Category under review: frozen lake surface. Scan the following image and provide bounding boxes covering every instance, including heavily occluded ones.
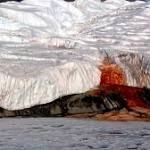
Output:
[0,118,150,150]
[0,0,150,110]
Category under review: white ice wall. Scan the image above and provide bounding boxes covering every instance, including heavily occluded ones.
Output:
[0,0,149,110]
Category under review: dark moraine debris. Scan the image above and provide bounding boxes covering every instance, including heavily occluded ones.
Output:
[0,92,127,117]
[0,86,149,118]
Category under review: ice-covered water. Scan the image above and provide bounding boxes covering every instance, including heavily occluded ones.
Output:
[0,118,150,150]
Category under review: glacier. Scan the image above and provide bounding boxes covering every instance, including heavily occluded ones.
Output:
[0,0,149,110]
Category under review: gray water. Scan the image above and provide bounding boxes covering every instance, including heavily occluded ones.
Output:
[0,118,150,150]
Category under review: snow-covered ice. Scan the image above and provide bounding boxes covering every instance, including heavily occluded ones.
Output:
[0,118,150,150]
[0,0,149,110]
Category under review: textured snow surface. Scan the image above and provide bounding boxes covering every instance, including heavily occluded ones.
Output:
[0,0,150,110]
[0,118,150,150]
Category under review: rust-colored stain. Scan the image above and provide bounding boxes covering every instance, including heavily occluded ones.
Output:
[99,84,150,110]
[100,59,126,85]
[94,58,150,112]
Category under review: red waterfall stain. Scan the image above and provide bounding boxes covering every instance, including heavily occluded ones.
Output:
[100,63,126,85]
[98,58,150,111]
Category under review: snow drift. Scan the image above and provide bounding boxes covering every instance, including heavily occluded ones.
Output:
[0,0,149,110]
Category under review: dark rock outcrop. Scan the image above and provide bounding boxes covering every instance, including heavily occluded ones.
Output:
[0,86,149,119]
[0,91,127,117]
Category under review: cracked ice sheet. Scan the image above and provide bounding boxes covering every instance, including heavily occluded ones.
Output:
[0,0,150,110]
